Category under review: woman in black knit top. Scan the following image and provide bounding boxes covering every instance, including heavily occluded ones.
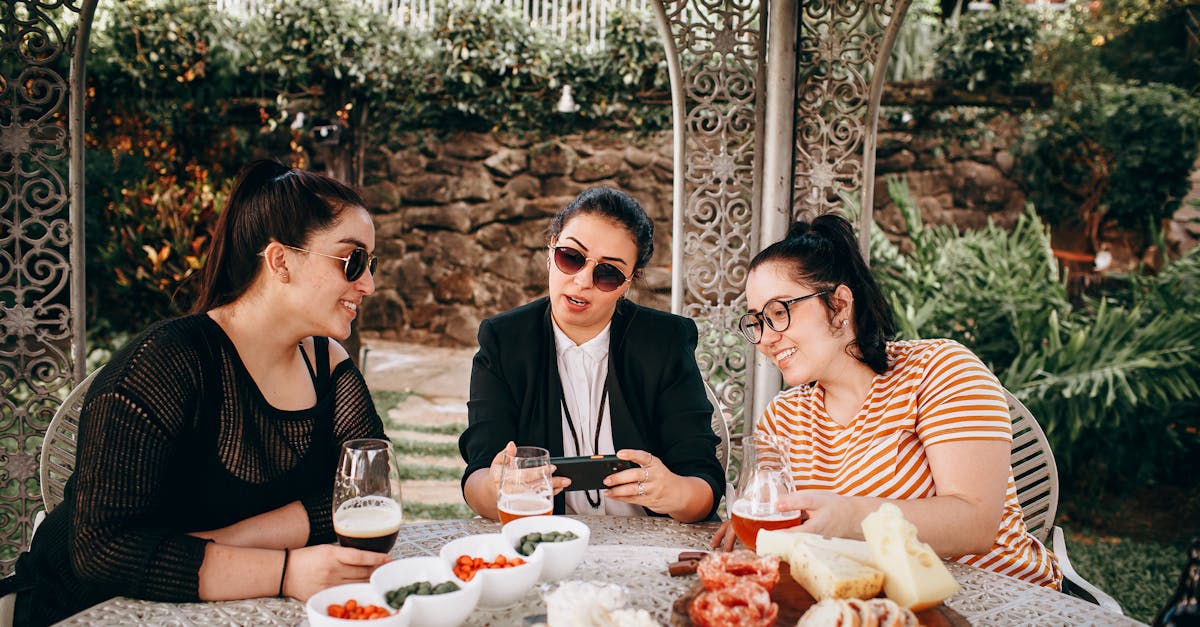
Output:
[1,160,391,625]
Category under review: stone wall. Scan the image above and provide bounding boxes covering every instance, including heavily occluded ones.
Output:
[358,130,678,347]
[358,121,1032,347]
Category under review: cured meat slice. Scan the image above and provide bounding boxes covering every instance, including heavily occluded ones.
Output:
[697,550,782,592]
[689,581,779,627]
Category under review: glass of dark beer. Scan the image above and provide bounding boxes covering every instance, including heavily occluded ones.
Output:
[333,438,403,553]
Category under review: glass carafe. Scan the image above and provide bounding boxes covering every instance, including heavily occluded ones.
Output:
[730,432,802,550]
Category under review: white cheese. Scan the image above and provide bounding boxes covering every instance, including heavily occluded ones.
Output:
[788,541,885,601]
[756,528,876,566]
[860,503,961,610]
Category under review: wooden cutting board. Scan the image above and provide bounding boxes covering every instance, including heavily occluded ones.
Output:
[670,572,969,626]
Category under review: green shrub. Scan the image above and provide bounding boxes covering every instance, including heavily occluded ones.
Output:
[935,3,1039,89]
[872,177,1200,492]
[1019,82,1200,229]
[87,170,229,344]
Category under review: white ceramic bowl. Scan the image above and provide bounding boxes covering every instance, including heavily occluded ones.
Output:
[306,582,409,627]
[369,556,482,627]
[500,515,590,582]
[438,533,544,608]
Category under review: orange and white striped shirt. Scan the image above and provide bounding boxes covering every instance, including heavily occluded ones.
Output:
[757,339,1062,588]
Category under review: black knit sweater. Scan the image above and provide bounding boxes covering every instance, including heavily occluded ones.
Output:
[3,313,384,625]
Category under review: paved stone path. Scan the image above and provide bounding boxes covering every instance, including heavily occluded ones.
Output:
[361,339,474,520]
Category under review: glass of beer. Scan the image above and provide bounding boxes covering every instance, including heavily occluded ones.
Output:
[729,433,801,551]
[497,446,553,524]
[333,438,403,553]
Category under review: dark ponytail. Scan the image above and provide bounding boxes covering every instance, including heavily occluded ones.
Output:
[191,159,365,313]
[748,213,896,374]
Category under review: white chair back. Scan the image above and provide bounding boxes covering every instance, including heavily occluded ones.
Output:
[1005,388,1059,546]
[41,367,103,514]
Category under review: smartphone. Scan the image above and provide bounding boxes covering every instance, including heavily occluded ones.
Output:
[550,455,637,491]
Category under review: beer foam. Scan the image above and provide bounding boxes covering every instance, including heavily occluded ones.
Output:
[498,493,553,516]
[334,497,402,537]
[731,497,803,521]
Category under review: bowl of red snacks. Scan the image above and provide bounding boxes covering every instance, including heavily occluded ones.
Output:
[438,533,544,609]
[305,582,408,627]
[370,556,481,627]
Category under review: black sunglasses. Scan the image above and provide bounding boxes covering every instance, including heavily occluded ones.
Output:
[737,291,829,344]
[549,245,632,292]
[279,244,378,282]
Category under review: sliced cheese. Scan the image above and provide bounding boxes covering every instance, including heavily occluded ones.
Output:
[860,503,960,611]
[757,528,876,566]
[788,541,885,601]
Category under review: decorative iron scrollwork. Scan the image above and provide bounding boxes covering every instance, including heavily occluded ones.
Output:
[659,0,762,487]
[1,0,89,574]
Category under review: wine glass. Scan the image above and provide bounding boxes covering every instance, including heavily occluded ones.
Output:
[497,446,553,524]
[333,438,403,553]
[730,433,801,550]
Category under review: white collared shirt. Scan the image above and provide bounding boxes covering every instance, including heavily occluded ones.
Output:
[552,320,645,517]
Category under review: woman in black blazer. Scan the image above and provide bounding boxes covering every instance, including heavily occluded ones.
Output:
[458,188,724,523]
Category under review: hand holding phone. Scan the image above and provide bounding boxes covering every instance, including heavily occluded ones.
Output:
[550,455,637,491]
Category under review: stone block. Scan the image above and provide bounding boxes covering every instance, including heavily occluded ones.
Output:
[952,161,1018,213]
[375,213,408,240]
[572,150,625,182]
[360,288,407,331]
[484,148,528,177]
[877,149,916,174]
[443,305,482,346]
[448,164,498,202]
[529,141,578,176]
[503,173,541,199]
[482,250,528,283]
[528,196,574,217]
[623,146,654,169]
[402,203,472,233]
[388,148,427,178]
[444,131,499,159]
[404,173,451,205]
[434,270,476,304]
[428,157,465,176]
[361,180,402,213]
[542,176,587,198]
[475,223,514,251]
[409,302,441,329]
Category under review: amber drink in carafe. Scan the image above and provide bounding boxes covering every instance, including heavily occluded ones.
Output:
[729,433,801,551]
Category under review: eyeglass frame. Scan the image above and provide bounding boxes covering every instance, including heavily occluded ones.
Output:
[737,290,831,344]
[547,244,633,292]
[264,243,378,282]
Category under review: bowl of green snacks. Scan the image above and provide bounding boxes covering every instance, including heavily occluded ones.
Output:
[369,556,481,627]
[500,515,590,582]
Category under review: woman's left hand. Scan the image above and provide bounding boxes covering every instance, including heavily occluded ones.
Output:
[776,490,862,539]
[603,449,682,513]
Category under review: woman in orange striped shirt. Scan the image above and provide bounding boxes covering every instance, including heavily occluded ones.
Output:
[714,214,1061,588]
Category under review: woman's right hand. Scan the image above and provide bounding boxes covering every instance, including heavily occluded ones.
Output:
[489,441,570,495]
[282,544,392,601]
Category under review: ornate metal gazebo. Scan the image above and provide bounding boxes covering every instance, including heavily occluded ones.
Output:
[0,0,908,573]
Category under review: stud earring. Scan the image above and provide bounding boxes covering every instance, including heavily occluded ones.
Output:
[841,319,848,327]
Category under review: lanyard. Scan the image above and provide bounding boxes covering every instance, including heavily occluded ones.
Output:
[559,374,609,510]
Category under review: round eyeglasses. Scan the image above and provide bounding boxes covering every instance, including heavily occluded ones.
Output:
[278,244,378,282]
[737,291,830,344]
[549,245,632,292]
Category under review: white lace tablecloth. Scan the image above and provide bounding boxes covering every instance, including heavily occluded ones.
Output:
[55,516,1142,626]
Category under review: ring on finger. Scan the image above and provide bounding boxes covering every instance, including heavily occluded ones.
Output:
[637,481,646,497]
[642,467,650,483]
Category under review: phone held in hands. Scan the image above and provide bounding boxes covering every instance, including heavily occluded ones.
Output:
[550,455,637,491]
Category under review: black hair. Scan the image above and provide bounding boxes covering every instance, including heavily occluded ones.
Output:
[748,213,896,374]
[191,159,366,313]
[549,187,654,272]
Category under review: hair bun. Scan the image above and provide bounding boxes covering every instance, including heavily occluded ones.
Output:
[786,219,815,241]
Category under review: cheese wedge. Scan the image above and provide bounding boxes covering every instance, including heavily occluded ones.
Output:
[757,528,876,566]
[788,541,885,601]
[860,503,960,610]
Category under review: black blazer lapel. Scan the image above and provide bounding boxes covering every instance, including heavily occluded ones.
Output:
[606,299,647,453]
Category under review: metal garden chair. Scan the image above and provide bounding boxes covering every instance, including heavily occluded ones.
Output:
[1006,388,1123,613]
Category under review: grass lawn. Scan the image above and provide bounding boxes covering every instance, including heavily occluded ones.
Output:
[1063,528,1186,623]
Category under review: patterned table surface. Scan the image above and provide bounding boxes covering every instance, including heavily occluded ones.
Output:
[56,516,1141,626]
